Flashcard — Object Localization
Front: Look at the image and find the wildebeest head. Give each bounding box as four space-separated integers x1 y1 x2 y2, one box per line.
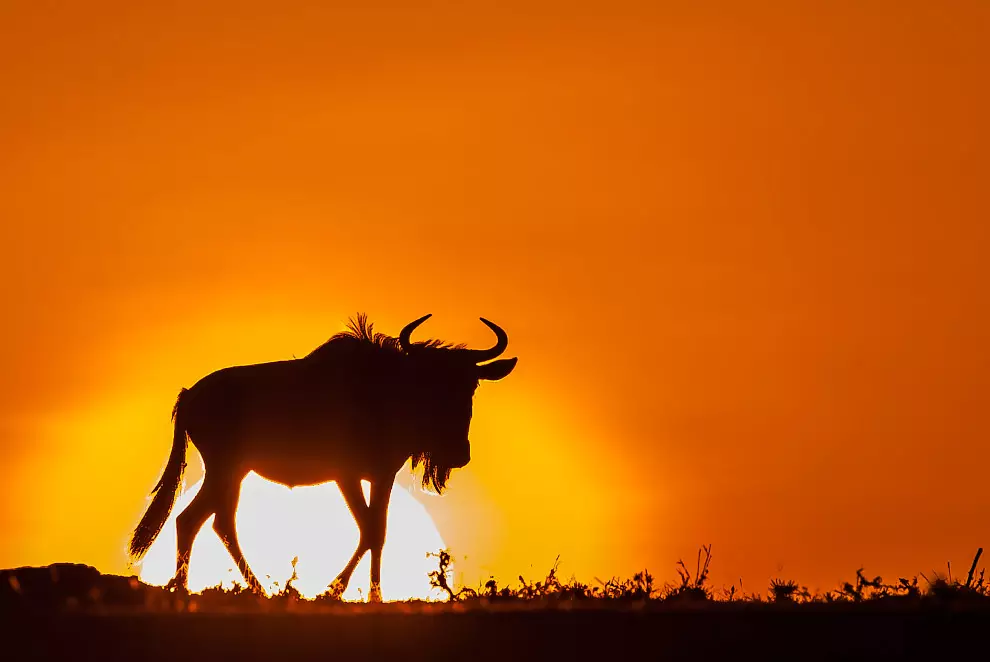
398 314 517 492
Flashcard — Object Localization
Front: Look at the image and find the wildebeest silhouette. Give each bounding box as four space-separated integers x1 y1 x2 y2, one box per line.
129 313 517 601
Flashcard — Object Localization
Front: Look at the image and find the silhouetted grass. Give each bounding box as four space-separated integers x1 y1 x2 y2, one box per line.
6 549 986 662
425 545 989 608
2 547 987 613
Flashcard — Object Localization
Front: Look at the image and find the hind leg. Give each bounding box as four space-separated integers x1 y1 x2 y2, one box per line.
211 472 263 593
167 477 219 592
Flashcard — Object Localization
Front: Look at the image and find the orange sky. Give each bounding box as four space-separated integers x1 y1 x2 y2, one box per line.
1 0 988 594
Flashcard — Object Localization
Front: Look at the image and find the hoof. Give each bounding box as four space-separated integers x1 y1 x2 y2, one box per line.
245 579 265 595
164 577 189 595
325 578 346 600
368 583 383 603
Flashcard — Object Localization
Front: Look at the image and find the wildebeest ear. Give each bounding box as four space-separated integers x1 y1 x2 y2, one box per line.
477 357 518 381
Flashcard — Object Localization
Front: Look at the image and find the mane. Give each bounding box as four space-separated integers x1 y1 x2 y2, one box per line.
306 313 466 494
305 313 465 358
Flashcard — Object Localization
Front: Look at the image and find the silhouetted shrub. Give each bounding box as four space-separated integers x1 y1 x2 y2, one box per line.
769 578 810 603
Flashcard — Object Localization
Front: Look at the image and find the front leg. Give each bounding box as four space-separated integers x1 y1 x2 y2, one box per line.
328 478 370 598
366 478 394 603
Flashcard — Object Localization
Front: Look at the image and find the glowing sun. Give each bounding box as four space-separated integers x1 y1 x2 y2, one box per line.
137 472 449 601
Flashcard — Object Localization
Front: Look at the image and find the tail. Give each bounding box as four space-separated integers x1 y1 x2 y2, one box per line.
129 388 190 559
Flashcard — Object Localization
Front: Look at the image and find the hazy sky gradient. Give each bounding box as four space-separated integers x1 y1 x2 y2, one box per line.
1 0 987 592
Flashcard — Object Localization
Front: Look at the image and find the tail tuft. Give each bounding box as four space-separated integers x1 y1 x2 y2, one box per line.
129 389 189 559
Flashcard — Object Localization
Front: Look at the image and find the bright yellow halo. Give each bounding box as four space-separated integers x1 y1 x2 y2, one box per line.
137 472 448 601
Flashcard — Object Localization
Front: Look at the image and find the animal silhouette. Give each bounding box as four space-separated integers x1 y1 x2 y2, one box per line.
128 313 517 601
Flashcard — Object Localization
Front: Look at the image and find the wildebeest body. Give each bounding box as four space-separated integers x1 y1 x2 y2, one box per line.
128 313 518 601
182 359 410 486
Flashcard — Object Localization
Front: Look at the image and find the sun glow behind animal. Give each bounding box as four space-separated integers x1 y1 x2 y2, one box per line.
137 472 449 601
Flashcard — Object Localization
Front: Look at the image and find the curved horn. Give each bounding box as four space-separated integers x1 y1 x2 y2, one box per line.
399 313 432 351
463 317 509 364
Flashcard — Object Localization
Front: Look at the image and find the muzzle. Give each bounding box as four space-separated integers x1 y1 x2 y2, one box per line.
447 442 471 469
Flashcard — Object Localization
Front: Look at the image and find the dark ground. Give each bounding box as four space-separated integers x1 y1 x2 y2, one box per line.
2 564 987 661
